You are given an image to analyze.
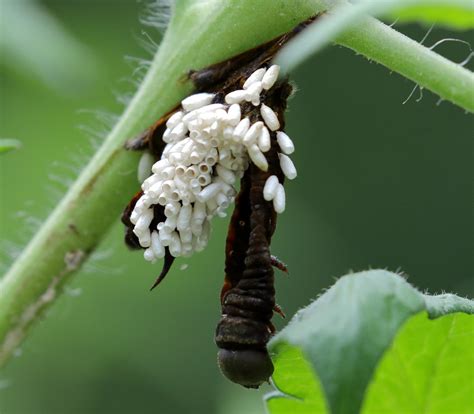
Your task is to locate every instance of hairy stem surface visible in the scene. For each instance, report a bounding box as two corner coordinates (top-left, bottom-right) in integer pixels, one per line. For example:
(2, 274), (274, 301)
(337, 16), (474, 111)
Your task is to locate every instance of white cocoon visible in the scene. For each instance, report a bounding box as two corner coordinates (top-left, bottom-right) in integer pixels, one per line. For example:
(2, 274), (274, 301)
(169, 232), (182, 256)
(243, 121), (263, 146)
(227, 104), (241, 126)
(181, 93), (214, 111)
(197, 182), (222, 203)
(273, 184), (286, 213)
(263, 175), (279, 201)
(151, 231), (165, 258)
(166, 111), (184, 129)
(257, 126), (271, 152)
(276, 131), (295, 154)
(260, 104), (280, 131)
(233, 117), (250, 140)
(225, 90), (247, 104)
(151, 159), (170, 175)
(164, 214), (177, 233)
(243, 68), (266, 89)
(248, 144), (268, 171)
(177, 204), (192, 231)
(262, 65), (280, 90)
(279, 153), (297, 180)
(216, 165), (236, 185)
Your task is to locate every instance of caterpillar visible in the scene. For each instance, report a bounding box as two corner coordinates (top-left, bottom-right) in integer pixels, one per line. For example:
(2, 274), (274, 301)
(215, 97), (289, 389)
(121, 15), (316, 388)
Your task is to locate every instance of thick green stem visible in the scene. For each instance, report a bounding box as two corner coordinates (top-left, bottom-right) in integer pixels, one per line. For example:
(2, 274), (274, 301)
(337, 16), (474, 111)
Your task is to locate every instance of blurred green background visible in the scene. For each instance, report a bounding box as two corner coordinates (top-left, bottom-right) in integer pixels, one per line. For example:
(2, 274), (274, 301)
(0, 1), (472, 413)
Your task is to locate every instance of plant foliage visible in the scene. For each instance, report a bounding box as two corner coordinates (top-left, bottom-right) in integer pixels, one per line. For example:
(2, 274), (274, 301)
(265, 270), (474, 414)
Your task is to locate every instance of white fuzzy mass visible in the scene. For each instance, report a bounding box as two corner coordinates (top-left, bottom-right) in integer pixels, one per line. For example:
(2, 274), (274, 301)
(131, 65), (297, 262)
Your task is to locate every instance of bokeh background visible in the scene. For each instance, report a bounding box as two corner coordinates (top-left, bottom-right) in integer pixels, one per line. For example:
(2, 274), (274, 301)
(0, 1), (472, 413)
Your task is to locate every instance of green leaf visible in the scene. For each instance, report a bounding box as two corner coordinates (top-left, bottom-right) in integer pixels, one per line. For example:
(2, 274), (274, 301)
(0, 138), (22, 154)
(363, 312), (474, 413)
(265, 343), (328, 413)
(265, 270), (474, 414)
(267, 270), (425, 414)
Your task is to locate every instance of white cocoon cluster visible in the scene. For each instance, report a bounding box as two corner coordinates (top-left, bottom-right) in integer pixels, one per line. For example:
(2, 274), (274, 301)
(132, 64), (297, 263)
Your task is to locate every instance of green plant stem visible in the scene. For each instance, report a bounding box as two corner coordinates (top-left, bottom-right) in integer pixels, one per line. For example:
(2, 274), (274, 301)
(336, 16), (474, 111)
(1, 0), (472, 367)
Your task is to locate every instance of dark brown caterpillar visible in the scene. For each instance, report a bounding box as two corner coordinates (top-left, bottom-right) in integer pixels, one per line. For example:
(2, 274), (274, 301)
(215, 81), (290, 389)
(121, 15), (318, 388)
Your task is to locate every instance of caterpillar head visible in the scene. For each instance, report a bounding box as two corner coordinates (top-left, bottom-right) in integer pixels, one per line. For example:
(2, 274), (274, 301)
(217, 348), (274, 389)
